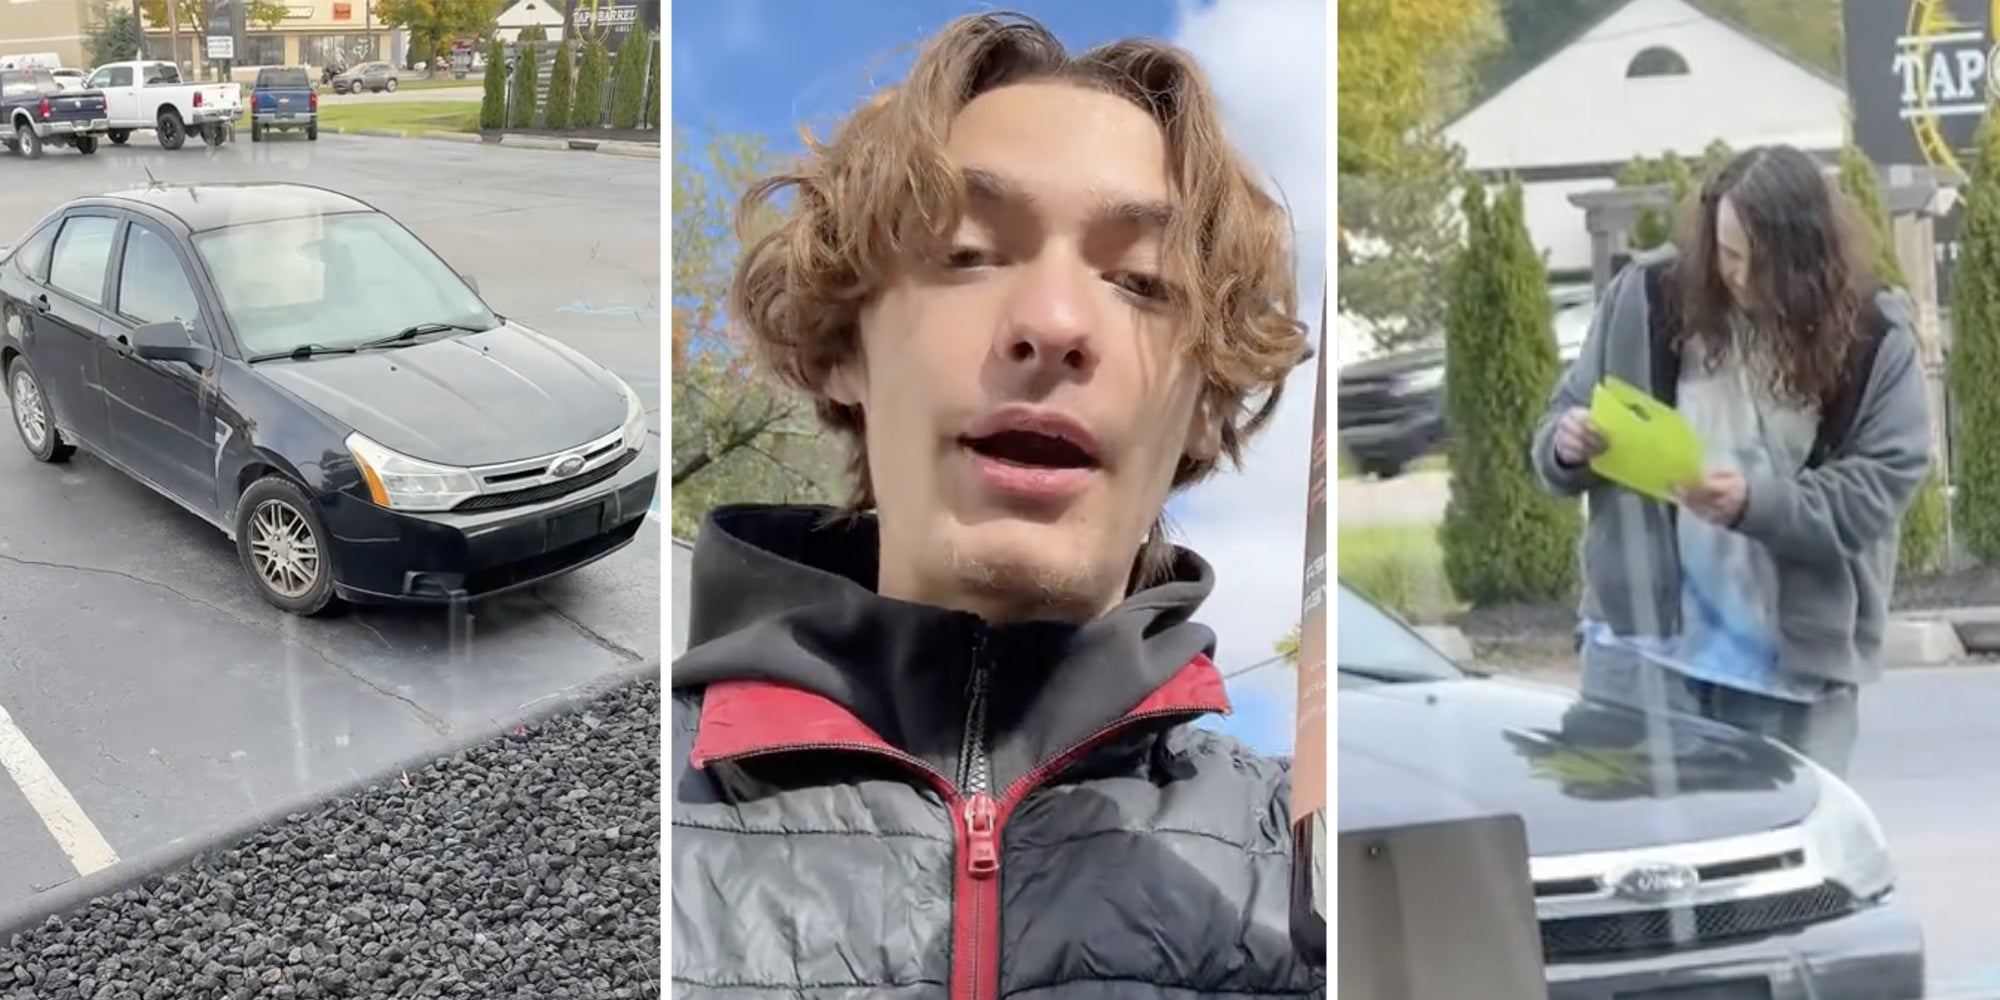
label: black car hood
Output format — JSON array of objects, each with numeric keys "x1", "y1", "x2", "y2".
[
  {"x1": 1338, "y1": 677, "x2": 1821, "y2": 857},
  {"x1": 258, "y1": 322, "x2": 625, "y2": 465},
  {"x1": 1339, "y1": 346, "x2": 1444, "y2": 381}
]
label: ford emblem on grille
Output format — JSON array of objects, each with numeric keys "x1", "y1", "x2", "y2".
[
  {"x1": 1607, "y1": 860, "x2": 1699, "y2": 903},
  {"x1": 548, "y1": 454, "x2": 587, "y2": 478}
]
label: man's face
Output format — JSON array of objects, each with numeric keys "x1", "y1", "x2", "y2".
[
  {"x1": 829, "y1": 81, "x2": 1215, "y2": 622},
  {"x1": 1715, "y1": 195, "x2": 1753, "y2": 307}
]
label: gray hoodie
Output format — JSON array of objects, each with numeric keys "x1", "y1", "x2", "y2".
[{"x1": 1529, "y1": 247, "x2": 1932, "y2": 687}]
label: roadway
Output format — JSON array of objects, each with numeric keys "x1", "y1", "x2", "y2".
[{"x1": 0, "y1": 132, "x2": 662, "y2": 923}]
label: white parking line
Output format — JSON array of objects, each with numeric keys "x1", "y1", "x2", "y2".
[{"x1": 0, "y1": 700, "x2": 118, "y2": 876}]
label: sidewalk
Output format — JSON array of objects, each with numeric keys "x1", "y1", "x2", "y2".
[{"x1": 321, "y1": 125, "x2": 662, "y2": 159}]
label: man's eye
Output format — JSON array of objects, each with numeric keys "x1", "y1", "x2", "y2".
[
  {"x1": 1112, "y1": 271, "x2": 1170, "y2": 301},
  {"x1": 944, "y1": 247, "x2": 992, "y2": 269}
]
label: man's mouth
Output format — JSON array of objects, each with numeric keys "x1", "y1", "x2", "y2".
[{"x1": 961, "y1": 430, "x2": 1100, "y2": 470}]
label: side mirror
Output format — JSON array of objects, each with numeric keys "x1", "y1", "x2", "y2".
[
  {"x1": 460, "y1": 274, "x2": 479, "y2": 293},
  {"x1": 130, "y1": 320, "x2": 211, "y2": 368}
]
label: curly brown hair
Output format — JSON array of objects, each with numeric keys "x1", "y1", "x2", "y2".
[
  {"x1": 1670, "y1": 145, "x2": 1878, "y2": 409},
  {"x1": 727, "y1": 11, "x2": 1311, "y2": 519}
]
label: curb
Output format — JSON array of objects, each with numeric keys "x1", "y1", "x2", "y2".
[
  {"x1": 319, "y1": 125, "x2": 659, "y2": 158},
  {"x1": 0, "y1": 660, "x2": 662, "y2": 942}
]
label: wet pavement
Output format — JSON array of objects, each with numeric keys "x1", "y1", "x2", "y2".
[{"x1": 0, "y1": 133, "x2": 661, "y2": 922}]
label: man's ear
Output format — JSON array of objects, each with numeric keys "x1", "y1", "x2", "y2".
[{"x1": 1183, "y1": 391, "x2": 1223, "y2": 463}]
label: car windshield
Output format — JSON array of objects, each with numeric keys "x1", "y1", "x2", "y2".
[
  {"x1": 258, "y1": 68, "x2": 310, "y2": 88},
  {"x1": 1336, "y1": 584, "x2": 1463, "y2": 683},
  {"x1": 191, "y1": 212, "x2": 496, "y2": 358}
]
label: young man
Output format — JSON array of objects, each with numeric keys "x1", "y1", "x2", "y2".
[
  {"x1": 1532, "y1": 145, "x2": 1932, "y2": 775},
  {"x1": 669, "y1": 12, "x2": 1324, "y2": 999}
]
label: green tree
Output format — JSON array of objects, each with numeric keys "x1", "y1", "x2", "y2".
[
  {"x1": 609, "y1": 27, "x2": 648, "y2": 130},
  {"x1": 1339, "y1": 0, "x2": 1500, "y2": 175},
  {"x1": 672, "y1": 130, "x2": 844, "y2": 536},
  {"x1": 479, "y1": 37, "x2": 507, "y2": 130},
  {"x1": 1439, "y1": 181, "x2": 1580, "y2": 604},
  {"x1": 1275, "y1": 622, "x2": 1301, "y2": 667},
  {"x1": 643, "y1": 34, "x2": 660, "y2": 128},
  {"x1": 86, "y1": 1, "x2": 143, "y2": 65},
  {"x1": 140, "y1": 0, "x2": 287, "y2": 33},
  {"x1": 1617, "y1": 152, "x2": 1695, "y2": 251},
  {"x1": 375, "y1": 0, "x2": 500, "y2": 74},
  {"x1": 1950, "y1": 117, "x2": 2000, "y2": 560},
  {"x1": 571, "y1": 34, "x2": 610, "y2": 130},
  {"x1": 544, "y1": 38, "x2": 575, "y2": 133},
  {"x1": 1844, "y1": 142, "x2": 1946, "y2": 575},
  {"x1": 507, "y1": 38, "x2": 541, "y2": 129},
  {"x1": 1338, "y1": 133, "x2": 1468, "y2": 351}
]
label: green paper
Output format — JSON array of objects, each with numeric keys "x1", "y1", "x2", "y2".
[{"x1": 1587, "y1": 377, "x2": 1701, "y2": 502}]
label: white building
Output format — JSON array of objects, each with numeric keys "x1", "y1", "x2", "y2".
[
  {"x1": 1443, "y1": 0, "x2": 1849, "y2": 279},
  {"x1": 495, "y1": 0, "x2": 569, "y2": 42}
]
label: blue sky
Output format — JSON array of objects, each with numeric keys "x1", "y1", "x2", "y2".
[{"x1": 669, "y1": 0, "x2": 1328, "y2": 757}]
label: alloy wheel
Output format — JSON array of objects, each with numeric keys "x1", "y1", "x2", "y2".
[
  {"x1": 248, "y1": 499, "x2": 322, "y2": 599},
  {"x1": 11, "y1": 369, "x2": 47, "y2": 451}
]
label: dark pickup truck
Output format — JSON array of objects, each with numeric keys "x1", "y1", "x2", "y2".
[
  {"x1": 249, "y1": 66, "x2": 318, "y2": 142},
  {"x1": 0, "y1": 67, "x2": 109, "y2": 159}
]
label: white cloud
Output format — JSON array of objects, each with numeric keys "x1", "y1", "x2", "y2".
[{"x1": 1167, "y1": 0, "x2": 1329, "y2": 742}]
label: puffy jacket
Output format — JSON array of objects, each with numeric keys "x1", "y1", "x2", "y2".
[{"x1": 670, "y1": 505, "x2": 1324, "y2": 999}]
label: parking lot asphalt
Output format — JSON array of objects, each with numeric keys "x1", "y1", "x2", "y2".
[{"x1": 0, "y1": 134, "x2": 662, "y2": 921}]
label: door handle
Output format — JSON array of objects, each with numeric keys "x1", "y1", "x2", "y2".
[
  {"x1": 113, "y1": 334, "x2": 132, "y2": 356},
  {"x1": 32, "y1": 294, "x2": 50, "y2": 315}
]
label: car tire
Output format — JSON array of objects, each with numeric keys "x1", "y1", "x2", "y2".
[
  {"x1": 1361, "y1": 458, "x2": 1405, "y2": 480},
  {"x1": 157, "y1": 108, "x2": 186, "y2": 150},
  {"x1": 306, "y1": 122, "x2": 318, "y2": 141},
  {"x1": 107, "y1": 128, "x2": 129, "y2": 145},
  {"x1": 6, "y1": 355, "x2": 75, "y2": 463},
  {"x1": 15, "y1": 121, "x2": 41, "y2": 160},
  {"x1": 74, "y1": 135, "x2": 96, "y2": 155},
  {"x1": 385, "y1": 77, "x2": 398, "y2": 92},
  {"x1": 235, "y1": 476, "x2": 339, "y2": 617},
  {"x1": 251, "y1": 122, "x2": 263, "y2": 142},
  {"x1": 201, "y1": 122, "x2": 228, "y2": 146}
]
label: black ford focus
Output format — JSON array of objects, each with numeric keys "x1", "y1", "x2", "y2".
[{"x1": 0, "y1": 182, "x2": 658, "y2": 616}]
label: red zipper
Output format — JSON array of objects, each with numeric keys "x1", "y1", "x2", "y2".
[{"x1": 695, "y1": 702, "x2": 1226, "y2": 1000}]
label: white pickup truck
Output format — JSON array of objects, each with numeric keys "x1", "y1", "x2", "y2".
[{"x1": 81, "y1": 60, "x2": 242, "y2": 149}]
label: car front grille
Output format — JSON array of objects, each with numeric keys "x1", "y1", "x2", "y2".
[
  {"x1": 1540, "y1": 882, "x2": 1856, "y2": 959},
  {"x1": 453, "y1": 449, "x2": 638, "y2": 512}
]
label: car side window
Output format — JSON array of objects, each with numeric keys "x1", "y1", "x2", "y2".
[
  {"x1": 108, "y1": 66, "x2": 133, "y2": 88},
  {"x1": 7, "y1": 223, "x2": 57, "y2": 282},
  {"x1": 47, "y1": 216, "x2": 118, "y2": 307},
  {"x1": 118, "y1": 224, "x2": 210, "y2": 347}
]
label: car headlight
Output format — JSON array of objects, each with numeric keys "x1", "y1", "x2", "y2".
[
  {"x1": 617, "y1": 376, "x2": 648, "y2": 452},
  {"x1": 346, "y1": 432, "x2": 481, "y2": 512},
  {"x1": 1798, "y1": 756, "x2": 1895, "y2": 901},
  {"x1": 1401, "y1": 367, "x2": 1444, "y2": 394}
]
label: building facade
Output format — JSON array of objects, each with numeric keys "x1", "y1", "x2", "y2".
[
  {"x1": 139, "y1": 0, "x2": 405, "y2": 70},
  {"x1": 1, "y1": 0, "x2": 91, "y2": 69}
]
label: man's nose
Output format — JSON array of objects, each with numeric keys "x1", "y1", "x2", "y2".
[{"x1": 995, "y1": 258, "x2": 1096, "y2": 376}]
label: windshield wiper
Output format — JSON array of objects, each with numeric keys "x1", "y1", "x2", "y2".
[
  {"x1": 363, "y1": 321, "x2": 488, "y2": 349},
  {"x1": 248, "y1": 343, "x2": 359, "y2": 363},
  {"x1": 1339, "y1": 663, "x2": 1458, "y2": 684}
]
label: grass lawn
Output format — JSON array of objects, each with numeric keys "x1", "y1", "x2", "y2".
[
  {"x1": 1336, "y1": 447, "x2": 1448, "y2": 479},
  {"x1": 1339, "y1": 523, "x2": 1455, "y2": 623},
  {"x1": 389, "y1": 76, "x2": 480, "y2": 91},
  {"x1": 239, "y1": 101, "x2": 479, "y2": 135}
]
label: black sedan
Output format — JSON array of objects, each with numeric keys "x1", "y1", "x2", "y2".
[
  {"x1": 0, "y1": 182, "x2": 658, "y2": 616},
  {"x1": 1337, "y1": 584, "x2": 1923, "y2": 998}
]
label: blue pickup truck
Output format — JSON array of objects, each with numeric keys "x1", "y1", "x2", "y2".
[
  {"x1": 249, "y1": 66, "x2": 317, "y2": 142},
  {"x1": 0, "y1": 67, "x2": 109, "y2": 159}
]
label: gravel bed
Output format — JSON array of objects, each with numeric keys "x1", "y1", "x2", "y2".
[{"x1": 0, "y1": 678, "x2": 661, "y2": 1000}]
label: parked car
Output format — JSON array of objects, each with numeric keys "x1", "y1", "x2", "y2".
[
  {"x1": 82, "y1": 60, "x2": 241, "y2": 150},
  {"x1": 48, "y1": 67, "x2": 89, "y2": 92},
  {"x1": 1337, "y1": 582, "x2": 1924, "y2": 997},
  {"x1": 0, "y1": 182, "x2": 659, "y2": 616},
  {"x1": 1338, "y1": 286, "x2": 1597, "y2": 479},
  {"x1": 0, "y1": 67, "x2": 109, "y2": 159},
  {"x1": 331, "y1": 61, "x2": 402, "y2": 94},
  {"x1": 249, "y1": 66, "x2": 317, "y2": 142}
]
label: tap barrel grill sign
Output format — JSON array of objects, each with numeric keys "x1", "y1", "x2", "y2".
[{"x1": 1845, "y1": 0, "x2": 2000, "y2": 301}]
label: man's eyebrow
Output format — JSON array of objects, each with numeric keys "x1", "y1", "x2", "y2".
[{"x1": 961, "y1": 168, "x2": 1174, "y2": 229}]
